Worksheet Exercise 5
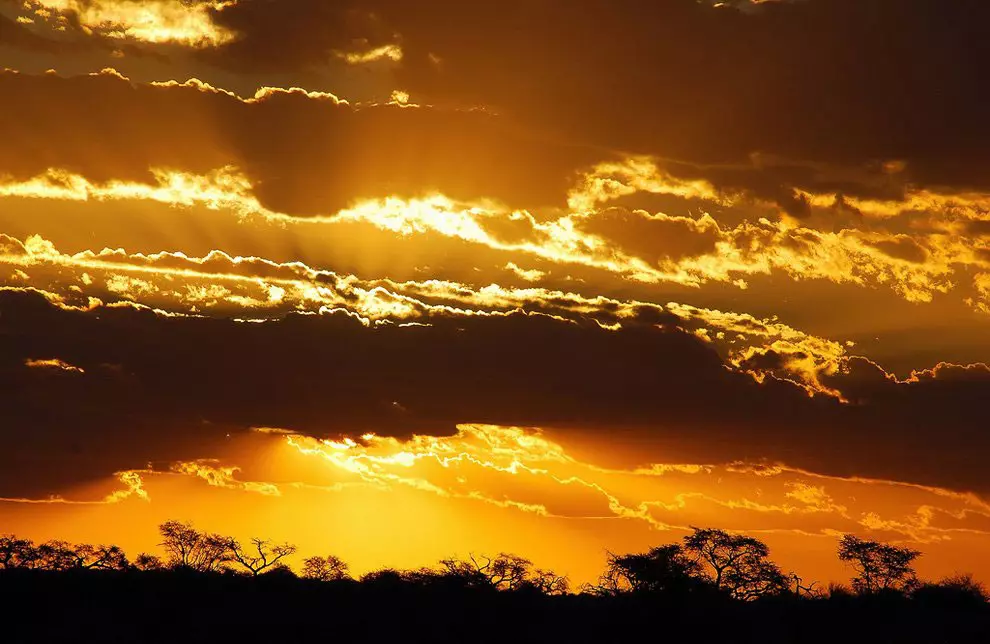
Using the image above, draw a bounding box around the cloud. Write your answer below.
[363,0,990,193]
[1,284,989,500]
[0,14,75,53]
[5,162,988,312]
[24,357,85,373]
[8,0,234,47]
[2,70,989,312]
[0,231,860,391]
[574,208,722,264]
[0,69,601,213]
[9,2,990,219]
[170,460,280,496]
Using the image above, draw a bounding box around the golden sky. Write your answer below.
[1,0,989,587]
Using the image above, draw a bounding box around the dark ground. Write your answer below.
[1,570,988,644]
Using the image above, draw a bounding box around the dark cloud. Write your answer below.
[1,0,989,507]
[10,2,990,211]
[0,14,66,53]
[0,70,602,214]
[0,7,168,61]
[1,289,988,499]
[198,0,990,203]
[206,0,392,71]
[372,0,990,176]
[867,236,930,264]
[964,220,990,237]
[575,208,721,264]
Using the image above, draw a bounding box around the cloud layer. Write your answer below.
[1,0,989,585]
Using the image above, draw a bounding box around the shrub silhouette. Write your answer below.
[913,574,989,609]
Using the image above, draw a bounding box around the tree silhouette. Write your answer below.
[35,541,79,571]
[158,521,233,572]
[791,573,822,598]
[2,518,986,640]
[591,544,704,595]
[301,555,350,581]
[528,568,570,595]
[133,553,164,571]
[913,574,988,608]
[683,528,789,600]
[436,553,564,592]
[0,535,38,569]
[70,544,129,570]
[228,538,297,576]
[360,568,416,588]
[1,537,129,571]
[837,534,920,594]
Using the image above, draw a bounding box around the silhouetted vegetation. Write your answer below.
[0,523,986,643]
[838,533,921,593]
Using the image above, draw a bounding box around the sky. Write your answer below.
[1,0,989,587]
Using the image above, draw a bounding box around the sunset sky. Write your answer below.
[2,0,990,587]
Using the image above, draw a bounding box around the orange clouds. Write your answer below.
[0,231,857,396]
[24,357,85,373]
[1,69,989,319]
[2,1,990,593]
[19,0,235,46]
[3,154,989,313]
[6,423,988,585]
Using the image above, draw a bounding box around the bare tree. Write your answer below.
[158,521,233,572]
[227,538,297,576]
[791,573,822,598]
[683,528,789,600]
[301,555,350,581]
[837,534,920,594]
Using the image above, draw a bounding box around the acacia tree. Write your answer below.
[0,536,128,571]
[301,555,350,581]
[683,528,789,600]
[437,553,552,591]
[528,568,570,595]
[0,535,38,569]
[837,534,920,594]
[158,521,234,572]
[34,541,79,571]
[133,553,164,571]
[591,544,704,596]
[228,538,297,576]
[72,544,129,570]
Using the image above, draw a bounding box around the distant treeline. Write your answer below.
[0,522,987,643]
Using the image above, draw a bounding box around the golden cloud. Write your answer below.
[2,158,986,311]
[24,357,85,373]
[21,0,236,46]
[0,232,869,397]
